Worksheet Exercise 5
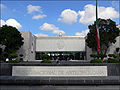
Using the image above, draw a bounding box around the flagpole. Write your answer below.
[96,0,98,21]
[96,0,100,54]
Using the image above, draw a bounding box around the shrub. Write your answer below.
[9,53,18,58]
[41,60,52,63]
[90,59,103,63]
[98,53,107,60]
[108,54,117,58]
[41,54,49,60]
[8,60,20,63]
[90,54,98,60]
[104,59,108,63]
[108,58,119,63]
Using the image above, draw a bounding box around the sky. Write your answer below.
[0,0,120,37]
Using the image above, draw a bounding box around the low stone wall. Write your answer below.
[0,76,120,85]
[0,63,120,76]
[0,62,120,86]
[1,85,120,90]
[0,63,12,76]
[12,66,108,76]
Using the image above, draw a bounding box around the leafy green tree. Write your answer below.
[86,18,120,55]
[0,25,24,54]
[0,48,4,61]
[0,48,2,55]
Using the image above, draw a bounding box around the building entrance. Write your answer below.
[36,52,86,60]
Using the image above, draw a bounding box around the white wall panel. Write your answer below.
[36,37,85,52]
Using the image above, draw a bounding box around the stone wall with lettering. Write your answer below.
[1,63,120,76]
[12,66,107,76]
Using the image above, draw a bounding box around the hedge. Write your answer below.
[90,59,103,63]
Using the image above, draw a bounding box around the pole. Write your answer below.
[96,0,100,54]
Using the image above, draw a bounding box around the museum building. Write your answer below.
[17,31,120,61]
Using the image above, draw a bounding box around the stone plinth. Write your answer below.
[12,66,107,76]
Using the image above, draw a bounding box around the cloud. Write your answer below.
[75,29,89,37]
[32,14,47,20]
[0,4,6,9]
[34,33,48,37]
[40,23,65,35]
[0,19,22,29]
[0,19,6,27]
[27,4,47,20]
[40,23,58,31]
[78,4,119,24]
[27,4,42,14]
[58,9,78,24]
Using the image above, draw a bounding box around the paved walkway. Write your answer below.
[0,85,120,90]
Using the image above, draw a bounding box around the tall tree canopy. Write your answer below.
[86,18,120,55]
[0,25,24,54]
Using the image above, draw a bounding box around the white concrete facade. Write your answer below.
[17,32,36,61]
[17,32,120,61]
[107,36,120,54]
[36,36,85,52]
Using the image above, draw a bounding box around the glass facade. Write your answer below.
[36,52,86,60]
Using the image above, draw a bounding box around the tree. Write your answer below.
[86,18,120,55]
[0,25,24,54]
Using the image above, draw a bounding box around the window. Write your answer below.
[35,52,86,60]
